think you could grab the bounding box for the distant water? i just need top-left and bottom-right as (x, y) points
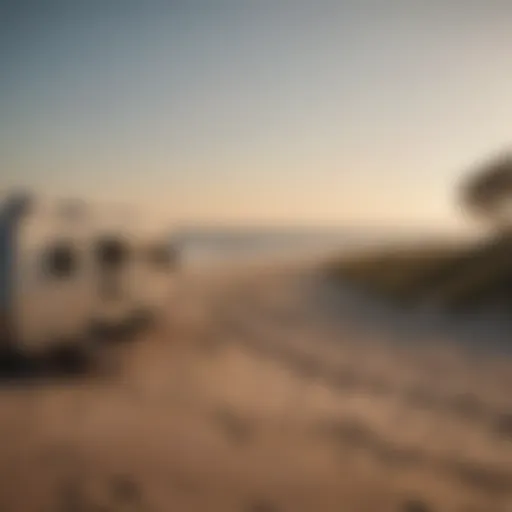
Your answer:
(172, 227), (454, 269)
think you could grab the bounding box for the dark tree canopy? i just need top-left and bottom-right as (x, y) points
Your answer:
(460, 151), (512, 230)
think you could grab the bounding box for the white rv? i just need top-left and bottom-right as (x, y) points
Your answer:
(0, 191), (178, 357)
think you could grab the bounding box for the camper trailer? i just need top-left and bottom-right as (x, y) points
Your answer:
(0, 191), (178, 357)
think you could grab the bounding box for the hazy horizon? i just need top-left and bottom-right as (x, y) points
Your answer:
(2, 1), (512, 229)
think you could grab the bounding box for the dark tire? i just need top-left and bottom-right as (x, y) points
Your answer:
(45, 340), (97, 376)
(0, 346), (32, 379)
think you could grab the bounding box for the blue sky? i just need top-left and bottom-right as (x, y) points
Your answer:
(2, 1), (512, 228)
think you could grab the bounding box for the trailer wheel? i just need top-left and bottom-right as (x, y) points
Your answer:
(0, 346), (33, 378)
(45, 340), (97, 375)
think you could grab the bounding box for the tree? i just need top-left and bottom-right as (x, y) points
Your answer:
(460, 151), (512, 231)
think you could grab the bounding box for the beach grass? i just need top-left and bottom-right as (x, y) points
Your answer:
(325, 233), (512, 312)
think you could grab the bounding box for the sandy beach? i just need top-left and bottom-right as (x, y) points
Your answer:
(0, 261), (511, 512)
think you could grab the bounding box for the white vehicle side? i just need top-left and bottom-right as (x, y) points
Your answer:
(0, 192), (178, 356)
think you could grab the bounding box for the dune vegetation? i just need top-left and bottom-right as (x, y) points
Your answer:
(325, 233), (512, 312)
(327, 152), (512, 315)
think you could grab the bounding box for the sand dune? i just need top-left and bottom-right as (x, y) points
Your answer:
(0, 262), (511, 511)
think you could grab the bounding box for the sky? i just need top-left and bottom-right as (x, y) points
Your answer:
(1, 1), (512, 229)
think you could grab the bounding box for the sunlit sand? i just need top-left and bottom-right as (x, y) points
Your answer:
(0, 259), (511, 512)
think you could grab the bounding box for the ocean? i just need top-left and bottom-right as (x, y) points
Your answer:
(172, 227), (458, 269)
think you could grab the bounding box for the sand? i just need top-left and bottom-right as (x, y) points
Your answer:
(0, 262), (511, 512)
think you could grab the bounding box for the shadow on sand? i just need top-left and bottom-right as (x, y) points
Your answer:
(0, 347), (98, 384)
(0, 311), (158, 385)
(0, 321), (151, 385)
